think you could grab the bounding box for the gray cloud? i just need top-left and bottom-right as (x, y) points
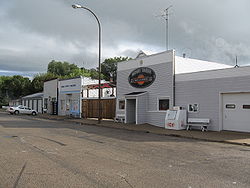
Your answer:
(0, 0), (250, 75)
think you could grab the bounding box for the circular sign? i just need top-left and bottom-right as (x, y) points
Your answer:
(128, 67), (156, 88)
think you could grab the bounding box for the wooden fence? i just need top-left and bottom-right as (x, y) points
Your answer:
(82, 99), (116, 119)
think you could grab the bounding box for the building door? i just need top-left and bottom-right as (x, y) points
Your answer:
(223, 93), (250, 132)
(126, 99), (136, 124)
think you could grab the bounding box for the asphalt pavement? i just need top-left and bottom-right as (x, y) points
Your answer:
(0, 112), (250, 188)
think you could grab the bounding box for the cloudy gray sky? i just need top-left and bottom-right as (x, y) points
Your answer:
(0, 0), (250, 77)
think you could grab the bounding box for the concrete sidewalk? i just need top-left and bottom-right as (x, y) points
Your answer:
(37, 113), (250, 147)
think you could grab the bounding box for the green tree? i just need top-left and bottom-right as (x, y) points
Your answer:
(101, 57), (130, 83)
(47, 60), (78, 76)
(0, 75), (32, 106)
(30, 73), (58, 93)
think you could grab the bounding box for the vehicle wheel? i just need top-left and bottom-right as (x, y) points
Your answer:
(14, 110), (19, 115)
(32, 111), (37, 116)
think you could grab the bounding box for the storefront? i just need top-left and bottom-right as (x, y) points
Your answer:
(116, 50), (250, 132)
(58, 77), (83, 118)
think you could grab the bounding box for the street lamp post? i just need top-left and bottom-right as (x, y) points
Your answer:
(72, 4), (102, 124)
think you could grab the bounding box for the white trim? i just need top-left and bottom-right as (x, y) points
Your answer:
(147, 111), (168, 113)
(118, 99), (125, 111)
(125, 99), (127, 123)
(219, 93), (223, 131)
(136, 98), (138, 124)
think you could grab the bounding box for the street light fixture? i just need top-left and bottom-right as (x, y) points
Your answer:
(72, 4), (102, 124)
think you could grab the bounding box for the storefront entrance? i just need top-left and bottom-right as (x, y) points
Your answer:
(126, 99), (136, 123)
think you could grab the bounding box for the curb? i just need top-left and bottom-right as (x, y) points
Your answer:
(33, 115), (250, 147)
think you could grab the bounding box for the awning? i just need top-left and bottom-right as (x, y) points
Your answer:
(125, 91), (147, 96)
(83, 83), (116, 90)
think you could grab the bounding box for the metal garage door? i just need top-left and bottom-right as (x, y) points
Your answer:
(223, 93), (250, 132)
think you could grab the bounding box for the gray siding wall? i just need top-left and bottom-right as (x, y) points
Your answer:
(116, 61), (173, 127)
(175, 75), (250, 131)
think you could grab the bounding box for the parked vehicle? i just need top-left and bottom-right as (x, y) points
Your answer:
(7, 105), (37, 116)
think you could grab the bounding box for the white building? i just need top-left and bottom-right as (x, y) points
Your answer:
(58, 76), (108, 117)
(43, 79), (58, 114)
(116, 50), (250, 132)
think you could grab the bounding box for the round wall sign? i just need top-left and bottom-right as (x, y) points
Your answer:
(128, 67), (156, 88)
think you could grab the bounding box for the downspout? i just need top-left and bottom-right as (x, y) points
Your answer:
(173, 50), (176, 107)
(56, 79), (59, 115)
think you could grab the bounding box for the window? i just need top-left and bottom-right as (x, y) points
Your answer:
(243, 105), (250, 109)
(119, 100), (125, 110)
(188, 104), (199, 113)
(226, 104), (236, 109)
(159, 99), (170, 111)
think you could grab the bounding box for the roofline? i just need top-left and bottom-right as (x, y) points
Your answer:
(175, 56), (232, 67)
(117, 49), (175, 64)
(59, 76), (82, 81)
(176, 64), (250, 76)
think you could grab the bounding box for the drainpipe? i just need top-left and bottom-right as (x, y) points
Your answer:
(173, 50), (176, 107)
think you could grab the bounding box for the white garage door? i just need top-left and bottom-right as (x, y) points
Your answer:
(223, 93), (250, 132)
(38, 100), (42, 113)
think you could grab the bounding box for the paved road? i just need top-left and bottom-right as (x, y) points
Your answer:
(0, 112), (250, 188)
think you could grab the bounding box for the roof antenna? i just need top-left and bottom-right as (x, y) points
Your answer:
(156, 5), (173, 50)
(234, 56), (239, 68)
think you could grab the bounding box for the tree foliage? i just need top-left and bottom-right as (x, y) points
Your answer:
(0, 75), (32, 106)
(47, 60), (78, 76)
(101, 57), (130, 83)
(1, 56), (131, 107)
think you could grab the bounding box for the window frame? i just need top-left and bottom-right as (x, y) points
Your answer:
(118, 99), (125, 110)
(157, 97), (170, 111)
(188, 103), (199, 113)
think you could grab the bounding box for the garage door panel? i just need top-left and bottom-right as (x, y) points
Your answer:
(223, 93), (250, 132)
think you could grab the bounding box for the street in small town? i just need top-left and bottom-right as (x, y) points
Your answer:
(0, 111), (250, 188)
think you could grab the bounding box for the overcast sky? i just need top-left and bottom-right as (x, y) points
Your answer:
(0, 0), (250, 77)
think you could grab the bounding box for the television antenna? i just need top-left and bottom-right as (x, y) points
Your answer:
(156, 5), (173, 50)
